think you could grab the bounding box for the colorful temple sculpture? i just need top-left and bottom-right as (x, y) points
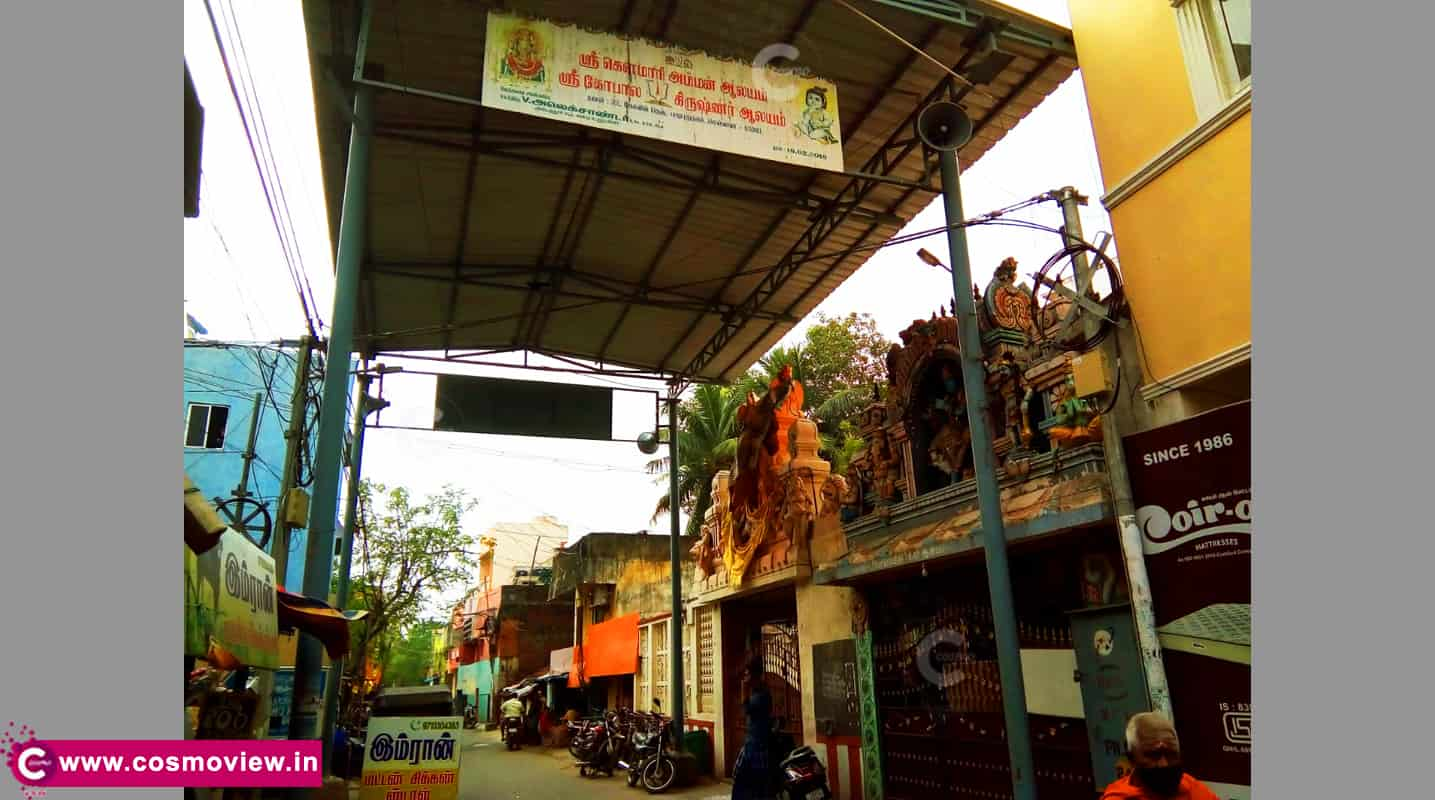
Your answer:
(693, 365), (846, 590)
(840, 256), (1104, 526)
(807, 259), (1133, 800)
(683, 261), (1137, 800)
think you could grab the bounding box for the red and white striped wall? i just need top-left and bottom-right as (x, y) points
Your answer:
(815, 734), (865, 800)
(683, 718), (716, 736)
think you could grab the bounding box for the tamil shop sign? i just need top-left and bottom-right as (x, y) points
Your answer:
(359, 717), (463, 800)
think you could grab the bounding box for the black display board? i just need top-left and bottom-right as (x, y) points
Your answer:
(812, 639), (860, 737)
(434, 374), (614, 441)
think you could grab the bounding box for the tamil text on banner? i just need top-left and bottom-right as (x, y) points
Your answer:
(359, 717), (463, 800)
(184, 528), (280, 670)
(481, 11), (844, 171)
(1122, 401), (1250, 799)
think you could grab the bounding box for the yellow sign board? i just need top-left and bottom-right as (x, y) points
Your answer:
(359, 717), (464, 800)
(183, 528), (279, 669)
(481, 11), (844, 171)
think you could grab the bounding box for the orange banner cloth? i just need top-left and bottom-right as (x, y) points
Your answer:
(567, 613), (640, 687)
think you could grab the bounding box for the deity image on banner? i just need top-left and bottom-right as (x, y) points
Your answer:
(497, 23), (548, 87)
(793, 85), (839, 145)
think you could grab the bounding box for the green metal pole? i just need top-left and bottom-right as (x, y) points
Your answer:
(288, 78), (373, 762)
(667, 396), (686, 747)
(319, 369), (376, 762)
(938, 148), (1038, 800)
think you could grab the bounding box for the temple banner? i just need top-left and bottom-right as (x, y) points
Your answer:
(1122, 401), (1250, 798)
(359, 717), (463, 800)
(481, 11), (845, 171)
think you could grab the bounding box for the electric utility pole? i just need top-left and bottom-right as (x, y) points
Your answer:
(273, 336), (314, 588)
(1053, 187), (1173, 721)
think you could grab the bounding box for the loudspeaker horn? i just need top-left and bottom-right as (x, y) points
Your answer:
(915, 101), (973, 152)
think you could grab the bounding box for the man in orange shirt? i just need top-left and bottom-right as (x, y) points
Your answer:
(1101, 712), (1222, 799)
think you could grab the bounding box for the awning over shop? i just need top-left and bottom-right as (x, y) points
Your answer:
(183, 473), (226, 555)
(276, 586), (369, 661)
(568, 612), (639, 687)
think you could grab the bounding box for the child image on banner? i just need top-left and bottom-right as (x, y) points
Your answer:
(794, 85), (838, 144)
(498, 22), (548, 87)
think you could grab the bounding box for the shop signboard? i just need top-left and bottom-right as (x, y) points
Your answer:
(481, 11), (844, 171)
(1122, 401), (1250, 799)
(359, 716), (463, 800)
(184, 528), (280, 670)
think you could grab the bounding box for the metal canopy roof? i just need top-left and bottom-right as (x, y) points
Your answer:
(301, 0), (1077, 385)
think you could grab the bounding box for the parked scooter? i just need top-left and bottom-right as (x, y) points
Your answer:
(765, 717), (832, 800)
(776, 745), (831, 800)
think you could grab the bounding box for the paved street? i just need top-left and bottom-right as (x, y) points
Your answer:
(455, 729), (729, 799)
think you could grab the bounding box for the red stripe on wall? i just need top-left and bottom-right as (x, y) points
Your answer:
(849, 745), (863, 800)
(815, 734), (864, 800)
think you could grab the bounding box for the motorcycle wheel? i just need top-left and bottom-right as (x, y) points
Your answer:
(579, 766), (588, 778)
(641, 756), (676, 794)
(627, 768), (640, 788)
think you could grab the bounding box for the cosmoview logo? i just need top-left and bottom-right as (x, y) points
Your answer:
(3, 723), (51, 799)
(15, 745), (54, 784)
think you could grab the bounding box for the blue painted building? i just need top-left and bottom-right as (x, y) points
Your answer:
(182, 339), (356, 585)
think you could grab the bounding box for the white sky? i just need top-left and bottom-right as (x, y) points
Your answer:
(183, 0), (1111, 615)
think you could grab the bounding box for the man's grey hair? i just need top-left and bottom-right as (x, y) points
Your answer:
(1125, 711), (1178, 752)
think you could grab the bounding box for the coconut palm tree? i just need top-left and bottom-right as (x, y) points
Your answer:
(734, 344), (812, 401)
(647, 383), (743, 536)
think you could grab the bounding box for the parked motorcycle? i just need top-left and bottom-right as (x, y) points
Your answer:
(571, 712), (620, 777)
(614, 710), (669, 790)
(637, 720), (679, 794)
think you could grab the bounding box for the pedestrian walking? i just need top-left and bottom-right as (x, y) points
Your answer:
(1101, 712), (1222, 799)
(731, 657), (776, 800)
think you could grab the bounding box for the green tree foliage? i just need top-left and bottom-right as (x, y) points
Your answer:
(342, 482), (477, 705)
(381, 619), (446, 687)
(646, 383), (741, 536)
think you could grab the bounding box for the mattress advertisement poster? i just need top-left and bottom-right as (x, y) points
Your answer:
(1122, 401), (1250, 799)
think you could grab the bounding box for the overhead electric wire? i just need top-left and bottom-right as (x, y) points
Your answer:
(218, 0), (323, 333)
(201, 0), (322, 339)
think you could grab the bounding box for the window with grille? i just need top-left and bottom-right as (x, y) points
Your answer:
(653, 620), (669, 712)
(184, 403), (230, 449)
(698, 606), (715, 711)
(636, 624), (650, 712)
(684, 639), (693, 708)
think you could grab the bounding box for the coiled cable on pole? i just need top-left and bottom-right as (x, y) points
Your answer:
(1028, 239), (1128, 354)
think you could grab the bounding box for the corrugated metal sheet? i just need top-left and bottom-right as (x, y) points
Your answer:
(301, 0), (1078, 382)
